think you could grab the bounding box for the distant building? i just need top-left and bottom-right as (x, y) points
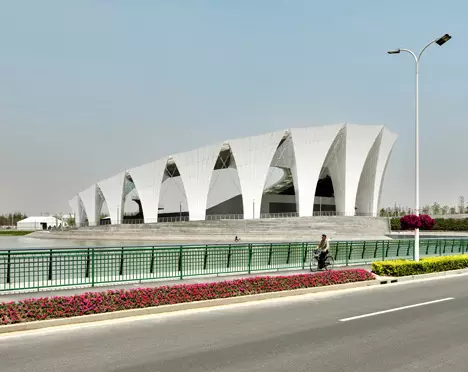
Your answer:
(17, 216), (66, 231)
(69, 123), (397, 226)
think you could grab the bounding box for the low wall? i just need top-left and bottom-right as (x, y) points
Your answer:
(30, 216), (391, 242)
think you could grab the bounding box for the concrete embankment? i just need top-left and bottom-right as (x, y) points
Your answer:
(29, 216), (392, 242)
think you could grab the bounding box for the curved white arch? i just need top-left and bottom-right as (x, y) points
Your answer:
(228, 130), (286, 219)
(97, 172), (126, 224)
(355, 127), (398, 216)
(355, 128), (384, 216)
(128, 159), (167, 224)
(68, 195), (84, 226)
(290, 124), (344, 217)
(373, 128), (398, 215)
(79, 185), (98, 226)
(172, 142), (224, 221)
(323, 124), (383, 215)
(343, 124), (384, 215)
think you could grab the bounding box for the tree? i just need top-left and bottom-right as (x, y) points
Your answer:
(441, 205), (450, 215)
(431, 202), (441, 216)
(422, 205), (431, 214)
(0, 213), (27, 226)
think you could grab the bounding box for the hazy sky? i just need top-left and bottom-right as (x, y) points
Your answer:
(0, 0), (466, 215)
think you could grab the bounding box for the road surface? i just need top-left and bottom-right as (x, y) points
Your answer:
(1, 275), (468, 371)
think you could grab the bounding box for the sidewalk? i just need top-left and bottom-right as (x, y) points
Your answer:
(0, 265), (372, 303)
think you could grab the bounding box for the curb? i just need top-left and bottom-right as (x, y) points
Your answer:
(0, 279), (381, 335)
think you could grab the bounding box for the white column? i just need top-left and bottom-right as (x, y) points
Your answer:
(290, 124), (344, 217)
(128, 158), (167, 224)
(79, 185), (98, 226)
(372, 128), (398, 216)
(68, 195), (83, 226)
(172, 143), (223, 221)
(326, 124), (383, 216)
(229, 130), (285, 219)
(355, 129), (384, 216)
(97, 172), (126, 225)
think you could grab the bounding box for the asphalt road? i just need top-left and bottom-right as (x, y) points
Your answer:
(2, 275), (468, 372)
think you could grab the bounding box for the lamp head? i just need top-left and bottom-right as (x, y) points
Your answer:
(387, 49), (401, 54)
(436, 33), (451, 46)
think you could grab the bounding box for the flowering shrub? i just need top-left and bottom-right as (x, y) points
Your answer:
(400, 214), (422, 230)
(399, 214), (436, 230)
(0, 269), (373, 325)
(419, 214), (436, 230)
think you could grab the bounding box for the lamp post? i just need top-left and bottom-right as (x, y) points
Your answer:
(388, 33), (451, 262)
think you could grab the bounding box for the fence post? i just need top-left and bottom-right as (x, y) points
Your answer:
(203, 245), (208, 270)
(248, 244), (252, 274)
(382, 241), (385, 261)
(286, 243), (291, 264)
(227, 244), (232, 268)
(150, 246), (155, 274)
(227, 244), (231, 269)
(268, 243), (273, 266)
(85, 248), (90, 278)
(48, 249), (53, 281)
(6, 250), (11, 285)
(463, 240), (466, 255)
(345, 241), (349, 267)
(301, 243), (305, 270)
(179, 246), (183, 279)
(91, 248), (95, 287)
(119, 247), (124, 276)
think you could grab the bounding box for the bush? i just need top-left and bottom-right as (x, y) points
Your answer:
(400, 214), (422, 230)
(390, 218), (401, 230)
(419, 214), (435, 230)
(0, 269), (374, 326)
(432, 218), (468, 231)
(0, 230), (33, 236)
(371, 255), (468, 277)
(390, 216), (467, 231)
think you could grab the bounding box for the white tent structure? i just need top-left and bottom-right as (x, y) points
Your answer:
(17, 216), (67, 231)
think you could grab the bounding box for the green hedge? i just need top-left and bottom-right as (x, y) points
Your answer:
(0, 230), (33, 236)
(372, 255), (468, 276)
(390, 217), (468, 231)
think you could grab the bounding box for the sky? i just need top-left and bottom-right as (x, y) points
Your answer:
(0, 0), (466, 216)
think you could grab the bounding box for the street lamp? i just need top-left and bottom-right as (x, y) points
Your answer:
(388, 33), (451, 262)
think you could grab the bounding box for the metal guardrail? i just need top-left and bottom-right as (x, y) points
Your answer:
(76, 212), (381, 227)
(1, 238), (467, 292)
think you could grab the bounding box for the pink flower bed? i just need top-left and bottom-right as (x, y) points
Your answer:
(0, 269), (373, 325)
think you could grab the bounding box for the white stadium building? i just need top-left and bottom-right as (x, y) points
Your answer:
(69, 123), (397, 226)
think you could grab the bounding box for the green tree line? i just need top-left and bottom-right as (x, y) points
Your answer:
(380, 202), (467, 217)
(0, 213), (27, 226)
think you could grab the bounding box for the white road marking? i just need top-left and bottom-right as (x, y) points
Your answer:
(339, 297), (455, 322)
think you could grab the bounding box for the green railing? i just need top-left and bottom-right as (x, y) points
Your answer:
(1, 239), (468, 292)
